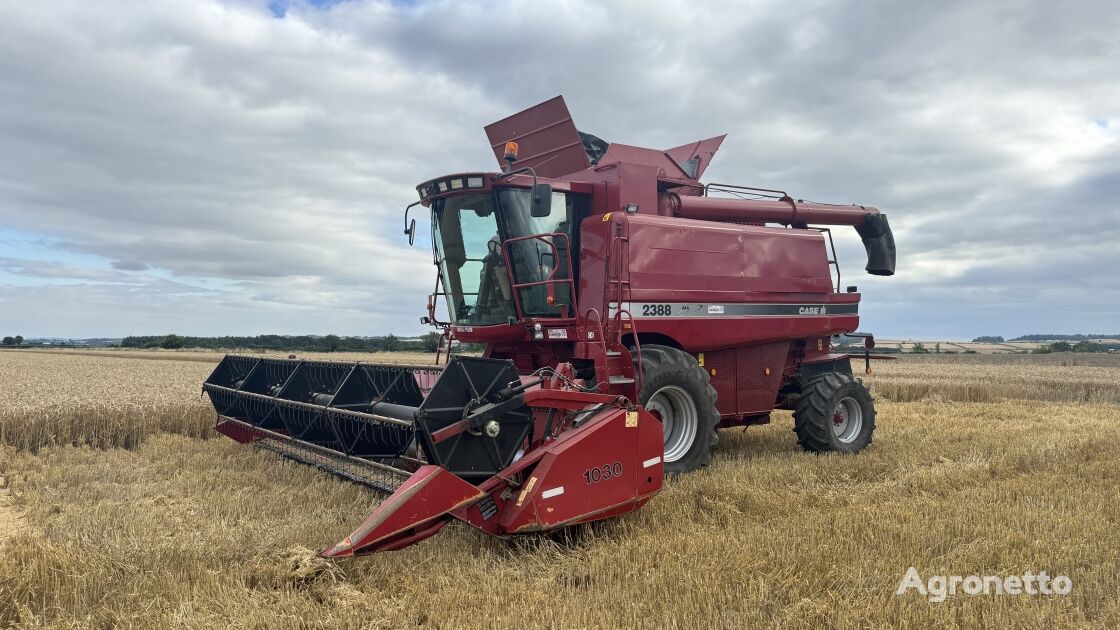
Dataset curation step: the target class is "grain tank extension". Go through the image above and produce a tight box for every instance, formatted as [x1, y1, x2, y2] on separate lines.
[202, 96, 896, 556]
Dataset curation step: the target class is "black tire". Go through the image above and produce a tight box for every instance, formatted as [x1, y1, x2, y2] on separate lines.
[635, 345, 719, 474]
[793, 372, 875, 453]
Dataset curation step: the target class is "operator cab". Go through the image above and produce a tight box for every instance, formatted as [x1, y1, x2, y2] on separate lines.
[413, 173, 590, 335]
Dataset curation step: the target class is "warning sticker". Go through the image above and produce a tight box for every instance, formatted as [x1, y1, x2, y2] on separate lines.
[516, 476, 537, 507]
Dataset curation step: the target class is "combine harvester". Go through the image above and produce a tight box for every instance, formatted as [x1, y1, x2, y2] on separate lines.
[203, 97, 896, 557]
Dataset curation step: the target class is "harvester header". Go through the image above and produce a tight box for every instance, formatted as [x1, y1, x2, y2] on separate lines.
[203, 95, 897, 556]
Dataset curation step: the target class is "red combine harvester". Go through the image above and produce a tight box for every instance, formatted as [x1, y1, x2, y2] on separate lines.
[203, 96, 896, 557]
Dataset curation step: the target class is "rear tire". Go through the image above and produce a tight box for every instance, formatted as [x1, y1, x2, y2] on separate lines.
[794, 372, 875, 453]
[636, 345, 719, 474]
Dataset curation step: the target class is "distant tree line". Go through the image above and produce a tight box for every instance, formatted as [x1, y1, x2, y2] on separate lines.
[1, 335, 24, 345]
[971, 336, 1005, 343]
[119, 332, 474, 353]
[1034, 340, 1120, 354]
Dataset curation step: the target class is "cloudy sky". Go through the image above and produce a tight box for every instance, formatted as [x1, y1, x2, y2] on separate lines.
[1, 0, 1117, 340]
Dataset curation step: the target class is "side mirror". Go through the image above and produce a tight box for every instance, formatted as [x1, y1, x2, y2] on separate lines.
[530, 184, 552, 218]
[405, 218, 417, 246]
[403, 201, 422, 246]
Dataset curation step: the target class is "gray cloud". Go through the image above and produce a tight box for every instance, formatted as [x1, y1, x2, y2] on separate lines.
[0, 0, 1117, 338]
[0, 257, 132, 283]
[111, 259, 149, 271]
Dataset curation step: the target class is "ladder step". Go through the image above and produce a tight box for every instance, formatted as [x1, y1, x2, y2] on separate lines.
[605, 350, 622, 357]
[608, 375, 635, 385]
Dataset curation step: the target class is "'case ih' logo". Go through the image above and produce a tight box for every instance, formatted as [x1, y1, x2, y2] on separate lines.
[798, 305, 828, 315]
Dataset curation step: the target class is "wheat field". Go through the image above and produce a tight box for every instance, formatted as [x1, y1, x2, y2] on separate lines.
[1, 349, 1118, 628]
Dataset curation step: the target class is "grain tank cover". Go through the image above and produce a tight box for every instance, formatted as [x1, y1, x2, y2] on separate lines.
[664, 135, 726, 179]
[485, 95, 596, 178]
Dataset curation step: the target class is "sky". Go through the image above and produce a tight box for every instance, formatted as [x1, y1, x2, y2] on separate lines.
[1, 0, 1117, 341]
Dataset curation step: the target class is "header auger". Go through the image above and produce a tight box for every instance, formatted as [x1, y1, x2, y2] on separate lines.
[203, 96, 896, 556]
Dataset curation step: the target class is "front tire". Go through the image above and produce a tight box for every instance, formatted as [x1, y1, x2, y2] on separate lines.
[636, 345, 719, 474]
[794, 372, 875, 453]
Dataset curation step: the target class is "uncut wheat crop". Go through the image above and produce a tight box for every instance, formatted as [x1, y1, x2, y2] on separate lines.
[0, 352, 215, 451]
[867, 353, 1120, 404]
[0, 350, 441, 452]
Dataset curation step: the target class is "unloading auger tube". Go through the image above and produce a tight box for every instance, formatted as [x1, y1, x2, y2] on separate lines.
[203, 355, 664, 556]
[658, 192, 896, 276]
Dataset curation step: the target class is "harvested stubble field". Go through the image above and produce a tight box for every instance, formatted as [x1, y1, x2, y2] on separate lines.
[1, 350, 1118, 628]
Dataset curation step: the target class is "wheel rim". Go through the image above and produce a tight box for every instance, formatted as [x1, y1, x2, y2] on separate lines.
[832, 396, 864, 444]
[646, 385, 698, 463]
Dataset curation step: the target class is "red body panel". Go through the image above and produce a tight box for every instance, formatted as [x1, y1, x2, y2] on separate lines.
[497, 405, 663, 533]
[626, 213, 833, 296]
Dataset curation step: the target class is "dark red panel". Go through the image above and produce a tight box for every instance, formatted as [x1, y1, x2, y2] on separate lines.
[497, 404, 663, 534]
[626, 213, 833, 296]
[484, 96, 591, 178]
[736, 342, 790, 414]
[595, 143, 692, 181]
[664, 135, 726, 179]
[702, 349, 738, 416]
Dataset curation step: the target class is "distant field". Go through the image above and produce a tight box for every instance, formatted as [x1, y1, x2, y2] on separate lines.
[869, 353, 1120, 404]
[876, 339, 1120, 354]
[1, 351, 1118, 627]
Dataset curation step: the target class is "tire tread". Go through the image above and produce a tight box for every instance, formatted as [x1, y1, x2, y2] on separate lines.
[636, 344, 719, 474]
[793, 371, 875, 453]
